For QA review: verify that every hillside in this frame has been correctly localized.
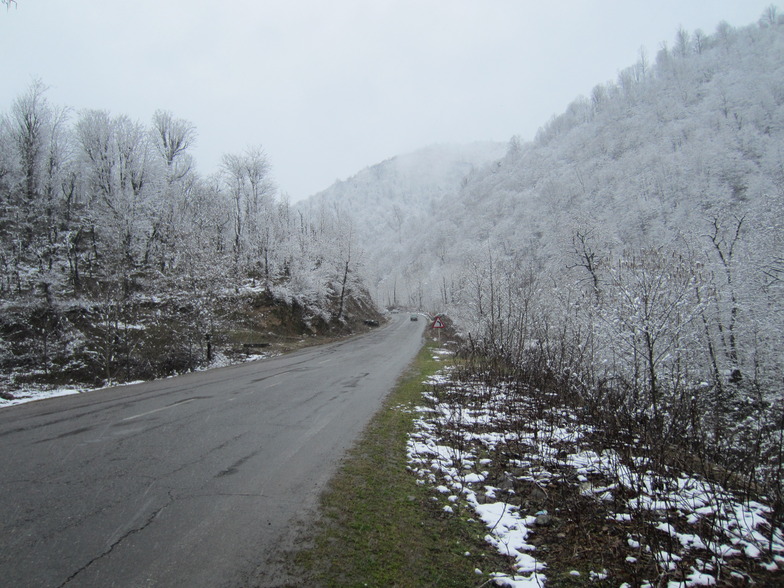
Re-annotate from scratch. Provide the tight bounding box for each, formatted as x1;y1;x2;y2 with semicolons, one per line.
306;13;784;389
302;12;784;585
310;19;782;314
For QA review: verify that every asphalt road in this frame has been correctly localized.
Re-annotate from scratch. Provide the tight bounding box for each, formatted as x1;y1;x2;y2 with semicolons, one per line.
0;314;425;587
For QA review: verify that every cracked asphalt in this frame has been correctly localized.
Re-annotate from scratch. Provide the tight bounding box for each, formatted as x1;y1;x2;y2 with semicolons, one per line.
0;314;425;587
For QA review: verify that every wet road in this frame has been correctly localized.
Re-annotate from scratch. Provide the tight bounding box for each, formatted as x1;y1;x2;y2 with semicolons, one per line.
0;314;424;587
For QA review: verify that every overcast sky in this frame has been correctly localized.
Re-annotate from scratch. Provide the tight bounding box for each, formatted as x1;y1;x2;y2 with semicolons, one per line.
0;1;767;201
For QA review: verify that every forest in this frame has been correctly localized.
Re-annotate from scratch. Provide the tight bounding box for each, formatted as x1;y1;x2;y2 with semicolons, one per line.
0;84;375;393
311;8;784;467
306;10;784;582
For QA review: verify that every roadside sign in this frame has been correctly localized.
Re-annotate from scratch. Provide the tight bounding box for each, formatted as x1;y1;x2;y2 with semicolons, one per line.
431;316;445;329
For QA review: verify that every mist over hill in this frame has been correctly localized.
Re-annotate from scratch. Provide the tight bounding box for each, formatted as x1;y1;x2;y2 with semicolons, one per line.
298;141;507;306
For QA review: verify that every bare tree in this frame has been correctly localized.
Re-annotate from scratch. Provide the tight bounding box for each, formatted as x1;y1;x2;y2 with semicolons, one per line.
706;214;744;381
76;110;154;278
675;26;691;58
152;110;195;182
146;111;196;272
219;146;275;282
600;250;701;424
221;152;245;265
693;29;707;54
335;220;353;321
568;230;602;301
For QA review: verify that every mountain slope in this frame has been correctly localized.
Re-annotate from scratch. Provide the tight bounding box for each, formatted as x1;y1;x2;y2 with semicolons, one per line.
304;16;784;583
311;15;783;325
303;12;784;519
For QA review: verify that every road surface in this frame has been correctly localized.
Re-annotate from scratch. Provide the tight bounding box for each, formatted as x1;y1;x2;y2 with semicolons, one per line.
0;314;425;587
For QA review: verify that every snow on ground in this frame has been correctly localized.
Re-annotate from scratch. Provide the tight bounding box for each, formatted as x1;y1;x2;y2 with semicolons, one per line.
0;386;83;407
0;351;276;409
407;390;548;586
407;347;784;587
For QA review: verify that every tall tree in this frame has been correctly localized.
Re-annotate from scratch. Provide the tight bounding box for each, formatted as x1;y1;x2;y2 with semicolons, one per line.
7;79;50;204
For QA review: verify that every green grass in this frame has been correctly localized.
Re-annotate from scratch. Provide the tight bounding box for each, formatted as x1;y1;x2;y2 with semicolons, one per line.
294;341;512;587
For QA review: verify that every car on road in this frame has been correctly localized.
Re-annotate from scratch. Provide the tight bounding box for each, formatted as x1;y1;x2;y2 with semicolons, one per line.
410;314;418;321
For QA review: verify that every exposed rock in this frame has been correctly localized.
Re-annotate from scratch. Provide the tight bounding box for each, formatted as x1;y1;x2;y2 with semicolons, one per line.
534;512;553;527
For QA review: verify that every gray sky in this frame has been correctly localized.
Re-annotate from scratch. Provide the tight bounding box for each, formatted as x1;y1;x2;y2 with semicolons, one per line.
0;1;767;201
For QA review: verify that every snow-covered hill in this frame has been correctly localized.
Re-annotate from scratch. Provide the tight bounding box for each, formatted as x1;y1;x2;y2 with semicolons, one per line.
304;15;784;556
305;15;784;396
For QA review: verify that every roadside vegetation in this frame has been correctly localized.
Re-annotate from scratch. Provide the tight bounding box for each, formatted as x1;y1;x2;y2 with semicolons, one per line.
293;23;784;584
0;286;380;401
295;312;783;586
409;348;784;586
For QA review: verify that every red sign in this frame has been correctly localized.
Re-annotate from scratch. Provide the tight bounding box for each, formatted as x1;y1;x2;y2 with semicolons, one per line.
431;316;445;329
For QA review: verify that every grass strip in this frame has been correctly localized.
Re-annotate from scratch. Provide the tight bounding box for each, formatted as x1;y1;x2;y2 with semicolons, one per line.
294;340;511;587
